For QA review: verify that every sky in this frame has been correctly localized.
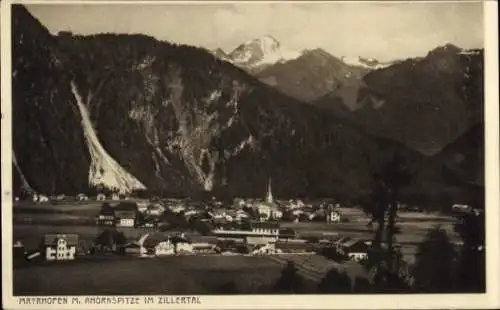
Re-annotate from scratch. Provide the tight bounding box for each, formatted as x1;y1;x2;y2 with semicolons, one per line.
26;2;484;62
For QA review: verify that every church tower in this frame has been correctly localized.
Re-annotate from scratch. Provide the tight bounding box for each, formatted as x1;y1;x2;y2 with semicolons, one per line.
266;178;273;203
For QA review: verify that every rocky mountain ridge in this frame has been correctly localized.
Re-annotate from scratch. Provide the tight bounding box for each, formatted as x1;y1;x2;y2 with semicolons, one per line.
13;5;423;201
314;44;484;155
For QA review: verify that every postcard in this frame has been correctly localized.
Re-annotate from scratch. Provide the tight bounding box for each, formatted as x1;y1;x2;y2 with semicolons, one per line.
1;0;499;309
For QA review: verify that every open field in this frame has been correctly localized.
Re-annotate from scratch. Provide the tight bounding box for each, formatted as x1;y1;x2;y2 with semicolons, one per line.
13;255;284;295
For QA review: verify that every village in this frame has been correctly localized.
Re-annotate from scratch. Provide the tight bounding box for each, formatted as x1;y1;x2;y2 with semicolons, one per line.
13;174;481;296
13;180;384;265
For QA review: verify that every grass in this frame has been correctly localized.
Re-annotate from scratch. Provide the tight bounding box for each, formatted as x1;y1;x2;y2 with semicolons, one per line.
13;255;282;295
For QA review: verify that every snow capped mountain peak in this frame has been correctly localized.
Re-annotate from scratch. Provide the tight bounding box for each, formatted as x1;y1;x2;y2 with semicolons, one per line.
221;35;301;71
252;35;281;54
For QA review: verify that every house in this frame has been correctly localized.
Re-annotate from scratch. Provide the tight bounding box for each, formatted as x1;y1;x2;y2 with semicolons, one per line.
251;221;280;236
271;209;283;220
33;194;49;203
235;210;250;221
145;203;165;217
327;210;341;223
171;236;194;254
344;241;369;262
96;212;115;226
124;243;148;256
111;193;120;201
97;203;115;226
246;235;277;246
76;193;88;201
44;234;78;261
452;204;472;213
335;238;369;262
171;204;186;214
251;243;278;255
189;236;218;253
279;228;296;240
257;203;272;220
115;210;136;227
155;240;175;256
184;209;199;218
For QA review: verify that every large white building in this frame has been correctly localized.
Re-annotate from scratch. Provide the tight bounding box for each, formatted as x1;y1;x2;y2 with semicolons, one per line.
44;234;78;261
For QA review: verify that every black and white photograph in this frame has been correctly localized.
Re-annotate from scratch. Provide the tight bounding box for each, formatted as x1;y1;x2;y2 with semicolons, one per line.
1;0;499;308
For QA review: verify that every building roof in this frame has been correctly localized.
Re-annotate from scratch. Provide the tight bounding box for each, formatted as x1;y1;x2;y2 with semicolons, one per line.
44;234;78;246
341;238;359;248
114;201;138;211
252;221;280;229
345;241;370;254
189;235;218;244
115;210;137;219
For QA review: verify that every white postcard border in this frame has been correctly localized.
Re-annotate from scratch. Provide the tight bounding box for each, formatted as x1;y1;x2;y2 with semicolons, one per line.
2;1;499;309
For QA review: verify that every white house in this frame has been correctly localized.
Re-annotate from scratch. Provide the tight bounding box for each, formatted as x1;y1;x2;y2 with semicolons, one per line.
137;200;150;213
251;243;277;255
327;211;341;223
115;210;136;227
33;194;49;203
171;205;186;214
452;204;472;213
271;209;283;220
175;241;193;254
235;211;250;221
341;239;369;262
76;193;88;201
44;234;78;261
155;240;175;256
119;218;134;227
146;204;165;216
256;203;272;220
252;222;280;236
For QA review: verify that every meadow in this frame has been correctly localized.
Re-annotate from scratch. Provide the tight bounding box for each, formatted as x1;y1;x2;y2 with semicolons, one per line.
13;255;283;295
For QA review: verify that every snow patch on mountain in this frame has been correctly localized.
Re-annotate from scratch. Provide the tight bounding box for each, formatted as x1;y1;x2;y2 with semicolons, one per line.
71;81;147;194
341;56;394;70
253;48;302;67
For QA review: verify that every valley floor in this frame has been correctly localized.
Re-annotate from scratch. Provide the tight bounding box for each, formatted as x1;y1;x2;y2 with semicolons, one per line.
11;201;460;295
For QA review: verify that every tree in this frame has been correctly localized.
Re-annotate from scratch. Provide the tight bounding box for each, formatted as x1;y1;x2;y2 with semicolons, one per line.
454;210;485;292
317;268;352;293
353;276;373;293
273;261;304;293
413;226;457;292
364;153;413;288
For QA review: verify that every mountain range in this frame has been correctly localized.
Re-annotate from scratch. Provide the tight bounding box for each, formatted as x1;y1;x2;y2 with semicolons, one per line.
211;37;483;156
11;5;484;208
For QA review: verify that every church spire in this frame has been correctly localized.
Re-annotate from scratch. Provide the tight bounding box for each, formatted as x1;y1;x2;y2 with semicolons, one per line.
266;177;273;203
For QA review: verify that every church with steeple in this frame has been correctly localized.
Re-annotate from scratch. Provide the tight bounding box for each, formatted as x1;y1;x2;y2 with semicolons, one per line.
265;178;274;203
